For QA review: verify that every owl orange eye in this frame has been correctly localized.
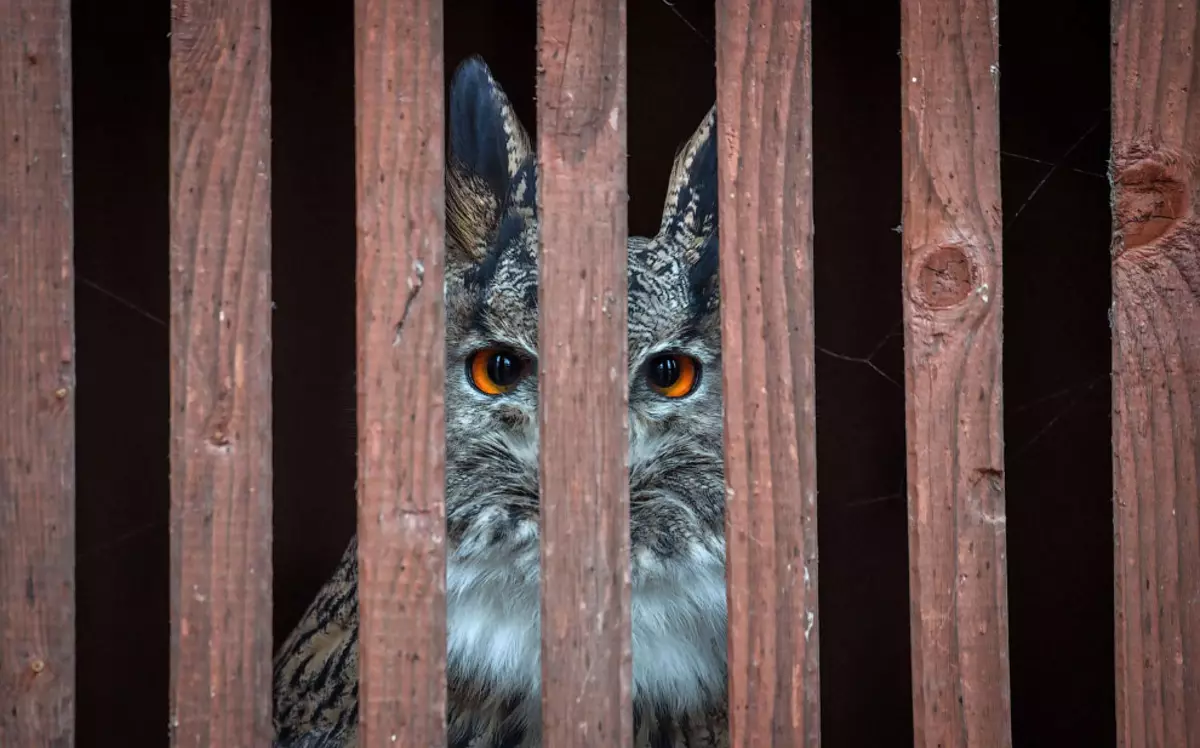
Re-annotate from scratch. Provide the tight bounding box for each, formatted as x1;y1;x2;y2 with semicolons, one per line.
468;347;528;395
646;353;699;398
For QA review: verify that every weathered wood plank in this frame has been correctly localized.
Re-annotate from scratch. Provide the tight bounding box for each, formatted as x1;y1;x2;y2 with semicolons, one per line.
168;0;273;745
536;2;632;745
0;0;76;744
1111;1;1200;746
353;0;447;744
898;1;1012;746
714;0;821;745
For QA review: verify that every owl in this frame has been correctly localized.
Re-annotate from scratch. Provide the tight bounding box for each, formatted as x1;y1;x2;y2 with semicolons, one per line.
272;55;728;748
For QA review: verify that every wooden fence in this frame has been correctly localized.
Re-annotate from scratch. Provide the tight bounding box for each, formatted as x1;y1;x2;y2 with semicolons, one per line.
1;0;1197;746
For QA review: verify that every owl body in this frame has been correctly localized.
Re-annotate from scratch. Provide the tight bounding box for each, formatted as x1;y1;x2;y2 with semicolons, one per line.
273;56;728;748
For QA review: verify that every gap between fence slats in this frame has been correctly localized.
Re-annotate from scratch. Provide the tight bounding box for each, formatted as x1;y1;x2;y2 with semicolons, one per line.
536;1;632;745
714;0;821;745
353;0;448;744
898;1;1013;746
0;0;76;744
168;0;273;745
1110;1;1200;746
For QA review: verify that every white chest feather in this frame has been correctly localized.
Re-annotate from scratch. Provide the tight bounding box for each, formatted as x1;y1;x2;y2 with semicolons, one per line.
445;549;728;714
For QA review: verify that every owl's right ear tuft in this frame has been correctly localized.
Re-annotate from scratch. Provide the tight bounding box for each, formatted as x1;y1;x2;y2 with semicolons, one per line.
448;56;531;202
446;56;533;273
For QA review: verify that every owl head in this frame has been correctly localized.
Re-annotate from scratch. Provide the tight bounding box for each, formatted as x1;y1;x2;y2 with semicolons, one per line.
442;56;726;720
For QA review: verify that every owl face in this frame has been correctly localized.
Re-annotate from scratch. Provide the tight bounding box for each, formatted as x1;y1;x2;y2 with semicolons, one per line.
441;56;726;718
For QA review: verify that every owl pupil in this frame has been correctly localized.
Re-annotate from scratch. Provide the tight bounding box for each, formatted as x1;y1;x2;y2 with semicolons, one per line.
487;352;520;386
651;356;680;388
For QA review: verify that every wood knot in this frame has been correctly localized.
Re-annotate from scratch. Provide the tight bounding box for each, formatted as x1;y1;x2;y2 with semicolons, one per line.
203;386;234;453
206;426;232;454
1115;159;1188;250
909;244;977;309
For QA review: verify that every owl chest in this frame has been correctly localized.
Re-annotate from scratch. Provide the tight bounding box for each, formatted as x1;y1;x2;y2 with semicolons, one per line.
445;557;728;713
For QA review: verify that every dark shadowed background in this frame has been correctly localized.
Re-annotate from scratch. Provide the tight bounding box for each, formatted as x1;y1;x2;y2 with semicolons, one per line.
71;0;1112;744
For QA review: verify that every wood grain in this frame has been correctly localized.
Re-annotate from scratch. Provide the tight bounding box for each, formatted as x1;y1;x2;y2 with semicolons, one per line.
714;1;821;746
353;0;447;744
0;0;76;744
168;1;273;745
898;1;1012;746
536;1;632;745
1111;1;1200;745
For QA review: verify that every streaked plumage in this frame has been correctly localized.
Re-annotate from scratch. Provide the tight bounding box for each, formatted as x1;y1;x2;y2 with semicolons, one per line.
272;56;727;748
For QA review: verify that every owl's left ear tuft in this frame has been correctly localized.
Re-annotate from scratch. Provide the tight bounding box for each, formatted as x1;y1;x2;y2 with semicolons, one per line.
658;105;717;257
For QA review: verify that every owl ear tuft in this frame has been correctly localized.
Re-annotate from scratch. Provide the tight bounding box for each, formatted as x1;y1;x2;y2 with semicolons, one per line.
448;56;531;202
446;56;533;271
658;105;718;257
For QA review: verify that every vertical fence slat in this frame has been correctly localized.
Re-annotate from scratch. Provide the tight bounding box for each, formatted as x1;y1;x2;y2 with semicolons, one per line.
1111;1;1200;745
0;0;75;743
899;2;1012;746
168;1;273;745
353;0;447;744
715;1;821;746
536;2;631;746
